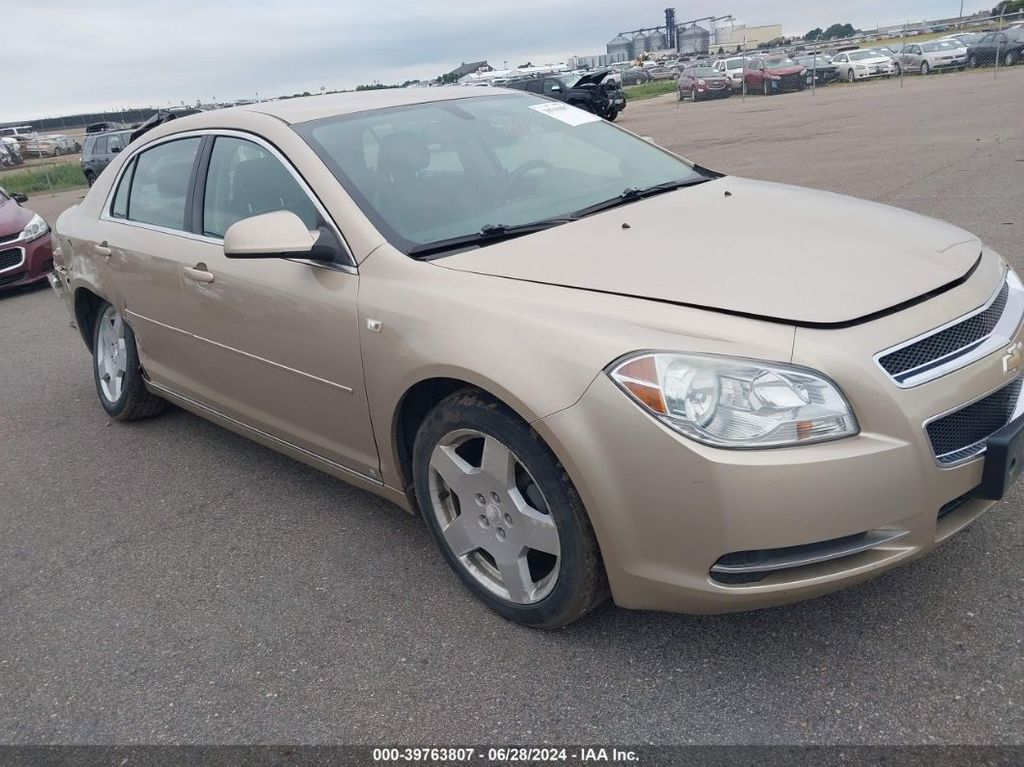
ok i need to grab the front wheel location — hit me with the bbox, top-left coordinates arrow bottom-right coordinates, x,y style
605,109 -> 619,121
92,302 -> 166,420
691,87 -> 699,102
1005,51 -> 1018,67
921,61 -> 930,75
967,54 -> 978,69
894,63 -> 902,76
847,68 -> 856,82
762,79 -> 770,95
413,390 -> 606,628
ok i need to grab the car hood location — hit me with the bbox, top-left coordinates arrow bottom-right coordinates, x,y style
765,64 -> 805,75
573,70 -> 611,87
437,177 -> 982,325
0,198 -> 31,237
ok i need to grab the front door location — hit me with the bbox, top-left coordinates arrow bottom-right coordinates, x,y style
174,134 -> 379,479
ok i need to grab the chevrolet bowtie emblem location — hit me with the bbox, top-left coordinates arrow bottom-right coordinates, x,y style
1001,342 -> 1023,375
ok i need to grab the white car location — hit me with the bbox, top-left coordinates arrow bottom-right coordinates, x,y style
893,40 -> 968,74
831,50 -> 895,81
712,56 -> 747,90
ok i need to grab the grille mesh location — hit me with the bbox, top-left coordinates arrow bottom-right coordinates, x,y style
926,377 -> 1022,463
879,282 -> 1009,378
0,248 -> 23,271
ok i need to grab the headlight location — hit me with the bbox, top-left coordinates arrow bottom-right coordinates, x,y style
19,213 -> 48,243
608,352 -> 858,448
697,79 -> 706,85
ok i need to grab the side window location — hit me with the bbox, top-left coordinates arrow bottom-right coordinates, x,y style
543,79 -> 563,95
108,133 -> 125,154
110,160 -> 134,219
94,136 -> 109,155
82,137 -> 96,157
202,136 -> 319,239
525,80 -> 544,94
127,137 -> 201,231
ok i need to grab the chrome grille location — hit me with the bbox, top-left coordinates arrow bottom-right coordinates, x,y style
880,282 -> 1009,380
0,247 -> 24,271
926,377 -> 1022,465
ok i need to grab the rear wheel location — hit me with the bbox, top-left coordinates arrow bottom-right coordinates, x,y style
85,171 -> 95,187
92,302 -> 166,421
413,390 -> 606,629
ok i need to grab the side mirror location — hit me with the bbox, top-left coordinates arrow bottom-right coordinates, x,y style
224,210 -> 326,260
110,146 -> 121,154
12,192 -> 28,203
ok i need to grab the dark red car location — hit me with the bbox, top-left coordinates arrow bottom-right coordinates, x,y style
743,55 -> 808,95
0,188 -> 53,291
676,66 -> 732,101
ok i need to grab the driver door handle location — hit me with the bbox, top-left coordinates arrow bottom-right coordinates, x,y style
183,264 -> 215,284
94,242 -> 111,258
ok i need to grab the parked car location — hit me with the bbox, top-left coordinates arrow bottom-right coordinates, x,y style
794,55 -> 840,85
743,55 -> 808,94
945,31 -> 986,46
0,138 -> 23,167
505,70 -> 626,121
22,135 -> 61,158
0,188 -> 53,291
620,67 -> 652,85
0,125 -> 36,139
966,28 -> 1024,68
50,88 -> 1024,627
79,130 -> 133,186
677,66 -> 732,101
712,57 -> 747,90
831,49 -> 895,81
86,121 -> 124,134
893,39 -> 968,74
646,66 -> 677,81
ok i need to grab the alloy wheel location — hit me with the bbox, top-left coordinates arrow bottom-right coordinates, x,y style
921,62 -> 930,75
95,305 -> 127,403
427,429 -> 561,604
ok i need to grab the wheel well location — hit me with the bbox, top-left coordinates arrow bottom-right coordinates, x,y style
74,288 -> 104,351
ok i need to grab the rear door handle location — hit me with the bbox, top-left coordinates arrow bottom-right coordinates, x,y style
94,243 -> 111,258
183,264 -> 215,284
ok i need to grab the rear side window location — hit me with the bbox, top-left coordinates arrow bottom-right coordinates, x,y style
127,137 -> 201,231
111,160 -> 134,219
108,133 -> 126,154
201,136 -> 318,238
94,136 -> 109,155
82,137 -> 96,157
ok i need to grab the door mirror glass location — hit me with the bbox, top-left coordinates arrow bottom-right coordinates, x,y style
223,210 -> 322,259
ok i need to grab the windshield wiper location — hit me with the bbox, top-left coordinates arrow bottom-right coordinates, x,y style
568,177 -> 712,219
407,217 -> 576,258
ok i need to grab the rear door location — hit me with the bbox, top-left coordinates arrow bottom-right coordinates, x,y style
96,135 -> 206,394
171,132 -> 379,479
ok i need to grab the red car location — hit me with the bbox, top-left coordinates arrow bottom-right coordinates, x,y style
0,189 -> 53,291
676,66 -> 732,101
743,55 -> 809,95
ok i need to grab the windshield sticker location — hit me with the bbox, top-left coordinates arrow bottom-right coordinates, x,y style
528,102 -> 602,126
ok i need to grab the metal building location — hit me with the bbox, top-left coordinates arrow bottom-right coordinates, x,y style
606,34 -> 634,60
678,25 -> 711,55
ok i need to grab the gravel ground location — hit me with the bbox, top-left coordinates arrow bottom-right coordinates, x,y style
1,68 -> 1022,745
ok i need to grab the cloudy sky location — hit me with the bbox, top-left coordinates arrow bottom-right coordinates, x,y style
8,0 -> 983,120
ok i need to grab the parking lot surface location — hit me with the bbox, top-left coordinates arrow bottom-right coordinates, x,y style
1,69 -> 1022,745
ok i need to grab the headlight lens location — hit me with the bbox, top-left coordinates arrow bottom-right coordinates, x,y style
19,213 -> 48,242
609,353 -> 859,448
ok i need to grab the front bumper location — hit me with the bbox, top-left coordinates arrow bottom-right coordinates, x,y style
536,254 -> 1020,614
0,232 -> 53,291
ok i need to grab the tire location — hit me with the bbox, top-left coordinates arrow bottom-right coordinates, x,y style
605,109 -> 618,122
967,54 -> 978,69
92,302 -> 166,421
847,68 -> 856,82
412,390 -> 606,629
894,62 -> 902,76
677,87 -> 684,102
1005,51 -> 1018,67
85,171 -> 95,187
762,79 -> 770,95
691,87 -> 699,102
921,61 -> 930,75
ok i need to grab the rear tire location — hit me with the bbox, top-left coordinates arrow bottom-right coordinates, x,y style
85,171 -> 95,187
92,302 -> 166,421
412,390 -> 606,629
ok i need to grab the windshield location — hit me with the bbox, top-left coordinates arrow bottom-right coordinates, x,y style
724,58 -> 744,68
296,94 -> 706,254
763,57 -> 796,67
690,67 -> 719,77
849,51 -> 881,61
